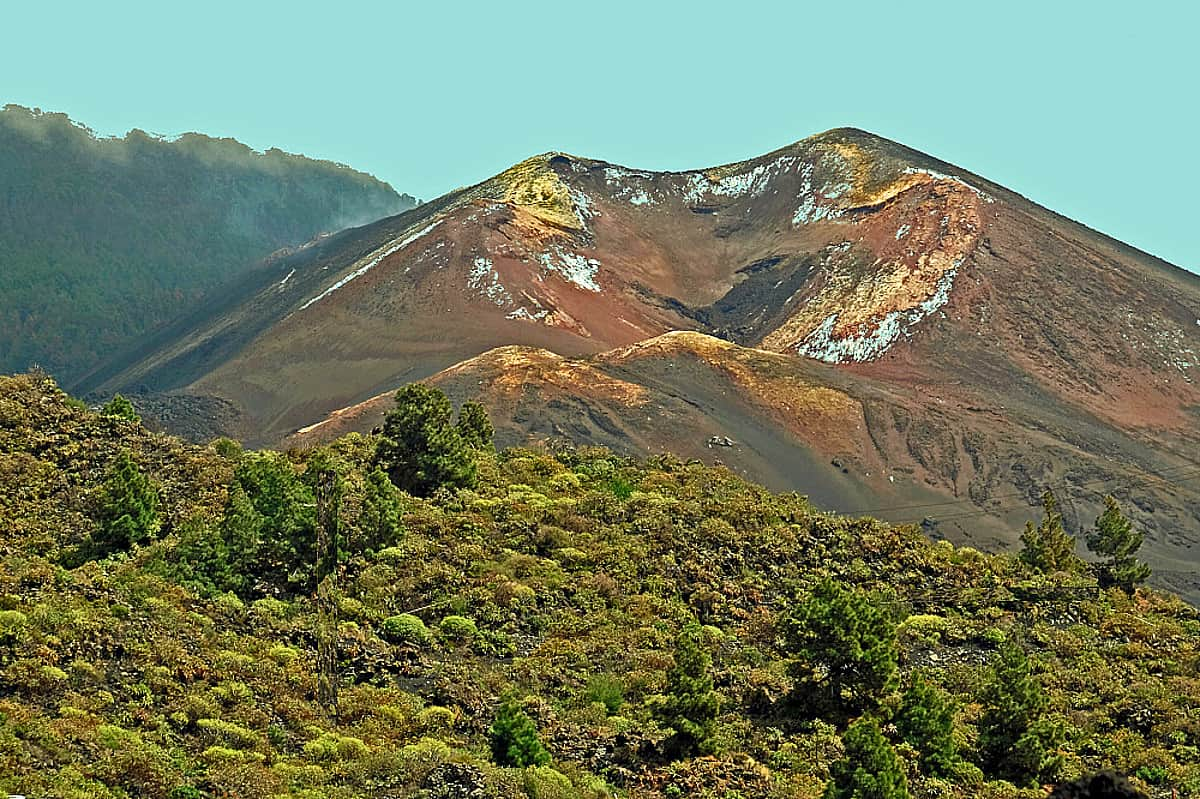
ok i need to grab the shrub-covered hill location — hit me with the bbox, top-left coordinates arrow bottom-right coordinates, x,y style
0,104 -> 416,382
0,371 -> 1197,799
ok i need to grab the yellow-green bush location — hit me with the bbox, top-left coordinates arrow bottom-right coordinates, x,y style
382,613 -> 431,645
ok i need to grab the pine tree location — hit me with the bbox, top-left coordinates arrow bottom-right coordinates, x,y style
375,384 -> 477,496
165,484 -> 264,599
784,579 -> 898,713
302,451 -> 345,578
1019,491 -> 1083,574
357,467 -> 403,553
233,452 -> 316,587
978,641 -> 1061,785
824,716 -> 909,799
895,676 -> 958,777
100,394 -> 139,423
170,516 -> 233,598
218,483 -> 266,596
1086,496 -> 1151,592
658,623 -> 720,755
456,400 -> 495,450
94,450 -> 159,556
489,697 -> 551,767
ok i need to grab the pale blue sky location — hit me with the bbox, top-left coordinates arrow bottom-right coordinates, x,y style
2,0 -> 1195,270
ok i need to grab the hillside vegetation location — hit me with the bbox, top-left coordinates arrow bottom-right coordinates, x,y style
0,105 -> 416,381
0,372 -> 1196,798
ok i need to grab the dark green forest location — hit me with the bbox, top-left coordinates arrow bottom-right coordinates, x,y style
0,372 -> 1194,798
0,105 -> 415,381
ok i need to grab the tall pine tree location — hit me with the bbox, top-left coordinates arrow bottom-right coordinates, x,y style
895,676 -> 958,777
456,400 -> 495,451
1086,495 -> 1150,592
1019,491 -> 1083,574
357,466 -> 403,553
94,450 -> 159,556
375,384 -> 478,497
977,641 -> 1062,785
658,623 -> 720,756
100,394 -> 139,423
489,697 -> 550,767
784,579 -> 898,713
233,452 -> 316,589
219,482 -> 266,596
824,716 -> 909,799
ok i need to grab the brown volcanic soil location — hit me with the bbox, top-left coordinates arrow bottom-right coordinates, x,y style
83,129 -> 1024,442
82,128 -> 1200,599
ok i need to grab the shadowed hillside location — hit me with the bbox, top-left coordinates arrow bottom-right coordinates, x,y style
0,104 -> 416,381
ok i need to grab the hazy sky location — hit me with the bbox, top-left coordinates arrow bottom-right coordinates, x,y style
3,1 -> 1195,271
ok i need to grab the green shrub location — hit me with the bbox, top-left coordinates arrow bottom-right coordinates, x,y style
201,745 -> 265,764
585,673 -> 625,715
213,592 -> 245,615
416,705 -> 457,733
303,731 -> 369,762
196,718 -> 262,750
548,472 -> 582,493
0,609 -> 28,645
607,476 -> 635,499
382,613 -> 431,645
39,664 -> 69,686
268,644 -> 301,665
899,614 -> 954,645
439,614 -> 479,642
168,786 -> 203,799
211,680 -> 254,706
522,765 -> 574,798
96,723 -> 141,750
979,627 -> 1008,647
251,597 -> 292,620
1134,765 -> 1169,785
490,698 -> 551,767
211,437 -> 243,460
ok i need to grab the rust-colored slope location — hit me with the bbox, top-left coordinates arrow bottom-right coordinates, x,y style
91,128 -> 1032,442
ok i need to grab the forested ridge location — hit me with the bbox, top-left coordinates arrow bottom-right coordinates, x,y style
0,371 -> 1194,799
0,105 -> 415,381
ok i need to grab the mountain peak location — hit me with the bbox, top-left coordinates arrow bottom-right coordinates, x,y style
437,128 -> 960,241
804,125 -> 892,145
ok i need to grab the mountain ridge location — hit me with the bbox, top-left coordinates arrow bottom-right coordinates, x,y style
78,126 -> 1200,600
0,103 -> 418,381
2,103 -> 415,209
